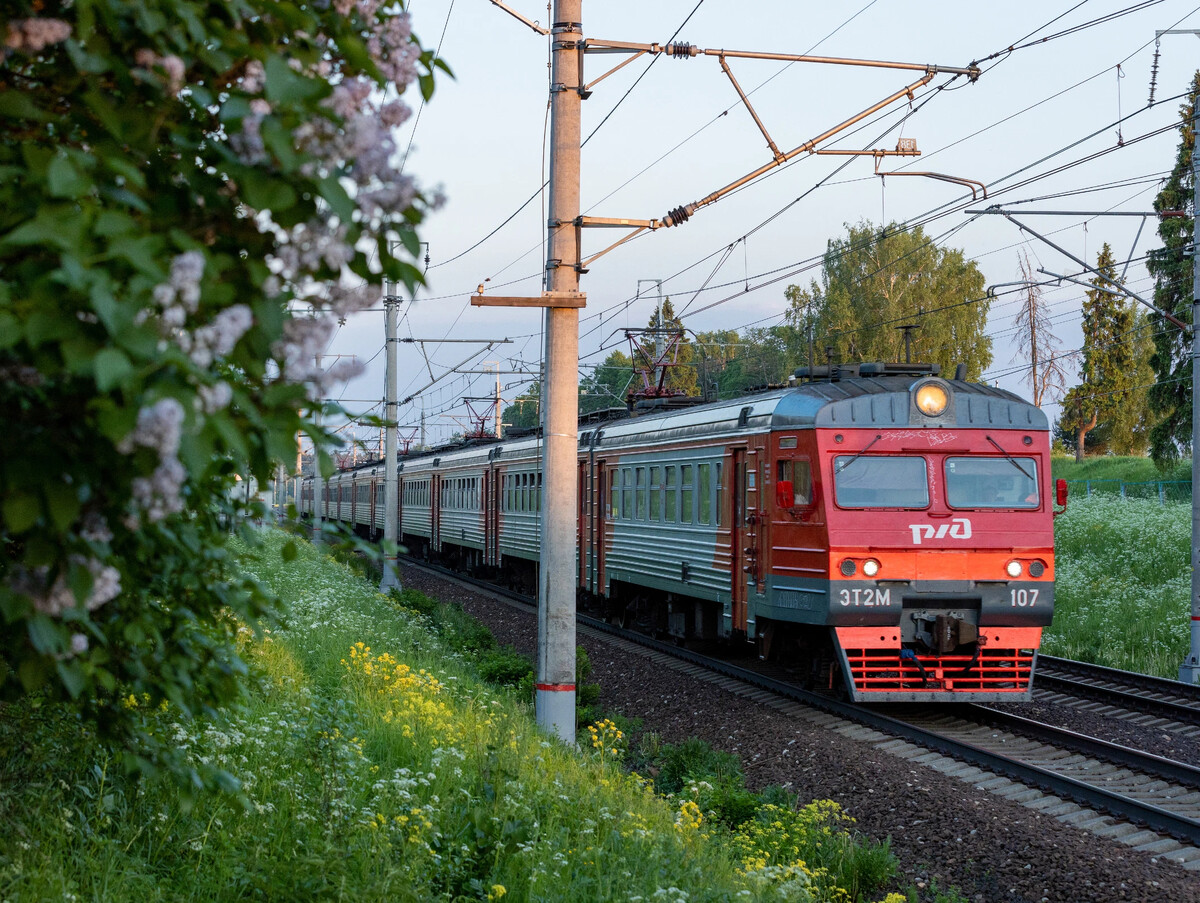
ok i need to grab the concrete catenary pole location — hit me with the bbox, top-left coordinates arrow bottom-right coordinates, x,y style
312,352 -> 324,546
536,0 -> 582,742
380,277 -> 402,593
1182,98 -> 1200,684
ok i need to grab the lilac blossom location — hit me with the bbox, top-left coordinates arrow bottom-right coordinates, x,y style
188,304 -> 253,367
11,557 -> 122,617
4,18 -> 71,54
197,381 -> 233,414
118,397 -> 184,458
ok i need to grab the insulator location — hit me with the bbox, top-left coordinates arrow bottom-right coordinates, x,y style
1148,42 -> 1161,106
669,42 -> 695,59
665,205 -> 691,227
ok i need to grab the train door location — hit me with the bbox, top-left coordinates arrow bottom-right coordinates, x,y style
750,441 -> 766,595
577,460 -> 588,589
730,448 -> 748,633
400,475 -> 410,540
593,461 -> 606,596
431,475 -> 441,551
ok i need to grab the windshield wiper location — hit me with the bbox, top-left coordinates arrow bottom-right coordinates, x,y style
985,435 -> 1035,481
835,434 -> 882,474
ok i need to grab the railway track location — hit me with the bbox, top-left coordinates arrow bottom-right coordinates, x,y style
402,557 -> 1200,862
1034,655 -> 1200,733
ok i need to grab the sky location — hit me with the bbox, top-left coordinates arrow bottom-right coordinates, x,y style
321,0 -> 1200,453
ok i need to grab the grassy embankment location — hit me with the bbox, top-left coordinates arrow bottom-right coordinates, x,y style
0,531 -> 913,903
1047,486 -> 1190,677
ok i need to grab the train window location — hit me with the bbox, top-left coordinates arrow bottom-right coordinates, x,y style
649,466 -> 662,521
664,466 -> 677,521
680,464 -> 694,524
519,473 -> 527,512
622,468 -> 633,520
945,457 -> 1039,509
777,459 -> 813,506
635,467 -> 647,520
834,456 -> 928,508
611,470 -> 620,519
535,473 -> 542,513
698,463 -> 712,525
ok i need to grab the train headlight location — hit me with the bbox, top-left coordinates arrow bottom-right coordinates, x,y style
915,383 -> 949,417
1005,560 -> 1023,578
1029,560 -> 1046,578
840,559 -> 857,577
862,558 -> 880,577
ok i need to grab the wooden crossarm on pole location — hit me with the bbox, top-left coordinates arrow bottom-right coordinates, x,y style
471,290 -> 587,308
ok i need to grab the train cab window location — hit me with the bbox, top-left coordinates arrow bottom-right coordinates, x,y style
698,463 -> 712,525
649,467 -> 662,521
635,467 -> 647,520
834,456 -> 928,508
680,464 -> 694,524
946,457 -> 1039,509
664,466 -> 677,521
777,459 -> 813,506
622,468 -> 633,520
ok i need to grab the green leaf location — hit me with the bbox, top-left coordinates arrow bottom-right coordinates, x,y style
0,92 -> 49,122
264,55 -> 324,105
241,177 -> 297,214
56,660 -> 87,698
44,482 -> 81,532
0,311 -> 18,350
3,492 -> 39,533
93,348 -> 133,392
281,540 -> 298,562
17,657 -> 50,692
27,615 -> 61,655
47,155 -> 89,198
317,175 -> 356,223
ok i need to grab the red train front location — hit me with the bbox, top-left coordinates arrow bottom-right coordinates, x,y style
759,362 -> 1054,702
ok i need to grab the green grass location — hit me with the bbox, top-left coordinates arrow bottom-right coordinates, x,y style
1047,495 -> 1191,677
0,531 -> 906,903
1051,455 -> 1191,484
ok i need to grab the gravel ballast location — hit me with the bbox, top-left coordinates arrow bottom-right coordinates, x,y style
402,566 -> 1200,903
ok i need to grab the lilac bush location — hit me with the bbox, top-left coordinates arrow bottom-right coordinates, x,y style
0,0 -> 446,780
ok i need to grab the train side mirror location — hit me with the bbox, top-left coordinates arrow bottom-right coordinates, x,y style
776,480 -> 794,509
1055,478 -> 1068,510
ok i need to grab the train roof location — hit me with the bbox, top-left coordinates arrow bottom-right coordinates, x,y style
320,372 -> 1047,478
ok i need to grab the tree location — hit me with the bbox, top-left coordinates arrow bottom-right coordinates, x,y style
630,297 -> 699,398
1010,250 -> 1067,406
1059,244 -> 1147,460
0,2 -> 444,778
783,221 -> 992,379
698,327 -> 791,398
1147,72 -> 1200,465
501,382 -> 541,433
580,350 -> 634,414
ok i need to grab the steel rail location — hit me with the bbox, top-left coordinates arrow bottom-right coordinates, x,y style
967,705 -> 1200,789
400,557 -> 1200,845
1036,655 -> 1200,727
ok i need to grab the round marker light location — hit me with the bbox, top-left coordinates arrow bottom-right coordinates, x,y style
1029,560 -> 1046,578
840,559 -> 857,577
862,558 -> 880,577
915,383 -> 949,417
1006,560 -> 1023,578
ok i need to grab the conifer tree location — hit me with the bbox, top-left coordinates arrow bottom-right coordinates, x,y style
1147,72 -> 1200,464
1060,244 -> 1142,460
631,297 -> 698,397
